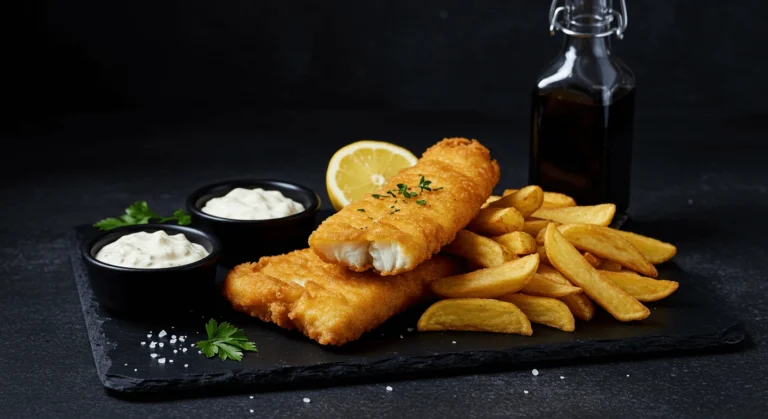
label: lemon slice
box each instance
[326,140,418,211]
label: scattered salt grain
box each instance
[171,326,175,329]
[303,397,311,403]
[150,354,158,359]
[184,364,188,368]
[452,341,456,344]
[159,343,165,348]
[169,359,174,363]
[524,390,529,394]
[250,409,254,413]
[124,363,128,366]
[560,376,564,380]
[140,342,146,346]
[198,351,202,354]
[179,337,186,342]
[171,335,177,340]
[170,339,177,344]
[134,369,137,372]
[182,348,188,353]
[173,350,178,354]
[146,334,152,339]
[386,386,393,391]
[158,358,166,364]
[149,342,157,349]
[250,396,254,399]
[158,330,167,338]
[407,328,414,332]
[627,374,630,377]
[532,369,539,376]
[400,335,404,339]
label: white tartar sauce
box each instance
[201,187,305,220]
[95,231,209,269]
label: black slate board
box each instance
[69,225,744,394]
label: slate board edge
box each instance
[69,230,117,391]
[100,324,744,394]
[69,230,745,394]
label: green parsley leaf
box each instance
[94,202,193,230]
[197,319,258,362]
[357,208,366,212]
[372,194,383,199]
[416,200,426,205]
[387,191,397,198]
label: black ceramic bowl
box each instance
[81,224,221,319]
[186,179,321,267]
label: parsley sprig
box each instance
[196,319,258,361]
[93,201,191,231]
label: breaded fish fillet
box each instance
[223,249,458,346]
[309,138,499,275]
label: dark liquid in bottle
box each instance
[529,88,635,215]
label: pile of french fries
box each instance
[417,186,679,335]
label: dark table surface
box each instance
[2,110,767,418]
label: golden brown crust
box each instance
[309,138,499,275]
[223,249,459,346]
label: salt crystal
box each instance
[399,335,403,339]
[532,369,539,376]
[179,337,186,342]
[124,363,128,366]
[184,364,188,368]
[198,351,202,354]
[407,328,414,332]
[250,396,254,399]
[149,342,157,349]
[627,374,630,377]
[150,354,158,359]
[303,397,311,403]
[560,376,564,379]
[452,341,456,344]
[158,358,166,364]
[524,390,529,394]
[159,343,165,348]
[169,359,174,363]
[173,350,178,354]
[158,330,167,338]
[250,409,254,413]
[140,342,146,346]
[171,335,177,340]
[386,386,393,391]
[146,334,152,339]
[182,348,188,353]
[134,368,137,372]
[170,339,177,344]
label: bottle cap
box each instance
[549,0,628,39]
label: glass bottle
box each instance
[529,0,635,219]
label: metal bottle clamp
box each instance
[549,0,628,39]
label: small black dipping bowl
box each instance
[186,179,321,267]
[81,224,221,320]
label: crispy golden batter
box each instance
[223,249,458,346]
[309,138,500,275]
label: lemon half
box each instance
[326,141,418,211]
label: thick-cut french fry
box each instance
[545,224,649,322]
[468,207,524,236]
[417,298,533,335]
[521,273,582,298]
[531,204,616,226]
[482,195,503,208]
[535,227,546,245]
[504,189,577,209]
[610,229,677,264]
[558,224,658,277]
[430,254,539,298]
[600,270,679,302]
[536,246,550,265]
[492,231,537,255]
[487,185,544,216]
[583,252,603,268]
[522,219,553,236]
[498,293,575,332]
[444,230,512,268]
[600,260,622,271]
[559,293,595,321]
[536,264,569,284]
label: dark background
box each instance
[8,0,768,123]
[3,1,768,418]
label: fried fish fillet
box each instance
[223,249,459,346]
[309,138,499,275]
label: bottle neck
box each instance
[562,35,611,57]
